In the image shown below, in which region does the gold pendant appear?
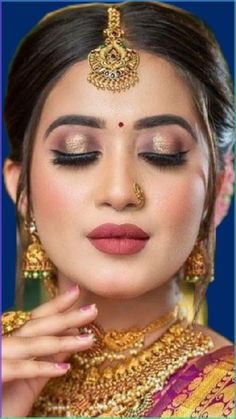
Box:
[87,7,139,92]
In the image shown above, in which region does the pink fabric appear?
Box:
[145,345,234,417]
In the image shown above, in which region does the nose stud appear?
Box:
[133,182,145,209]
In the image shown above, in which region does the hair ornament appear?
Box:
[87,7,140,92]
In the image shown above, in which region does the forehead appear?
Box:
[40,51,199,127]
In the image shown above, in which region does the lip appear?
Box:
[87,223,150,255]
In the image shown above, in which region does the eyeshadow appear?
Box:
[65,134,87,153]
[152,135,170,153]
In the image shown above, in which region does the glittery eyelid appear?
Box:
[65,134,87,153]
[152,135,173,153]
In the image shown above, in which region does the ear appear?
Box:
[3,158,21,203]
[3,158,27,215]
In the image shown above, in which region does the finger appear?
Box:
[60,327,79,336]
[31,285,80,319]
[2,334,94,360]
[2,359,71,382]
[15,304,97,337]
[34,329,81,364]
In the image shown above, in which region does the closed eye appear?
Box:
[139,151,189,167]
[51,150,101,166]
[50,149,189,168]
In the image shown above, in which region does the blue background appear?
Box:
[2,1,234,341]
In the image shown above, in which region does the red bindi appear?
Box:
[118,122,124,127]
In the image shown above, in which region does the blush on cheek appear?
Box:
[148,176,207,277]
[152,177,206,231]
[31,175,66,220]
[30,167,83,237]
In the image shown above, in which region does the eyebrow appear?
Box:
[133,114,198,141]
[44,113,197,141]
[44,115,106,139]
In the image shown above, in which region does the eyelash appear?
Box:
[139,151,189,167]
[51,150,101,166]
[51,150,189,168]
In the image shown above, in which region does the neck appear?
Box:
[57,275,180,347]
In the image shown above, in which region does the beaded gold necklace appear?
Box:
[77,304,180,362]
[32,320,214,417]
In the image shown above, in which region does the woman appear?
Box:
[2,1,234,417]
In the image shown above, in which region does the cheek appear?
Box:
[150,173,206,233]
[146,171,207,275]
[31,171,72,221]
[32,175,63,218]
[30,158,90,232]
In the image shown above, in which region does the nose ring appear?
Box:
[133,182,145,209]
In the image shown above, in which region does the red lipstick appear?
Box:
[87,223,150,255]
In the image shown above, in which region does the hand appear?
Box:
[2,286,98,417]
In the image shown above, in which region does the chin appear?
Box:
[83,275,149,299]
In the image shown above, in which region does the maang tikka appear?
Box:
[87,7,140,92]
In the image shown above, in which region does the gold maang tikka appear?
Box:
[87,7,140,92]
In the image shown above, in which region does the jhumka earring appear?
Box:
[22,218,57,297]
[133,182,145,209]
[87,7,140,92]
[183,237,214,284]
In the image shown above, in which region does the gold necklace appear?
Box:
[99,304,179,350]
[77,304,180,364]
[32,321,214,417]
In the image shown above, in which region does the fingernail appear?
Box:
[79,303,96,312]
[55,363,71,370]
[77,333,93,339]
[66,285,78,294]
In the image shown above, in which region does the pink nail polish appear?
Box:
[55,363,70,370]
[66,285,78,294]
[80,304,96,311]
[78,333,92,339]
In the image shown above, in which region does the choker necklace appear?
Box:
[76,304,180,365]
[32,319,214,417]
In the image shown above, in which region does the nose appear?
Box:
[94,155,142,212]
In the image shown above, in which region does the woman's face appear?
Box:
[30,51,209,298]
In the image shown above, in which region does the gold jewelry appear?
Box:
[103,304,179,351]
[183,237,208,284]
[31,321,214,417]
[23,218,57,297]
[133,181,145,208]
[79,305,179,358]
[74,306,180,369]
[2,310,32,335]
[87,7,140,92]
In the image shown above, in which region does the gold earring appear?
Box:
[133,182,145,209]
[183,238,208,284]
[22,218,57,296]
